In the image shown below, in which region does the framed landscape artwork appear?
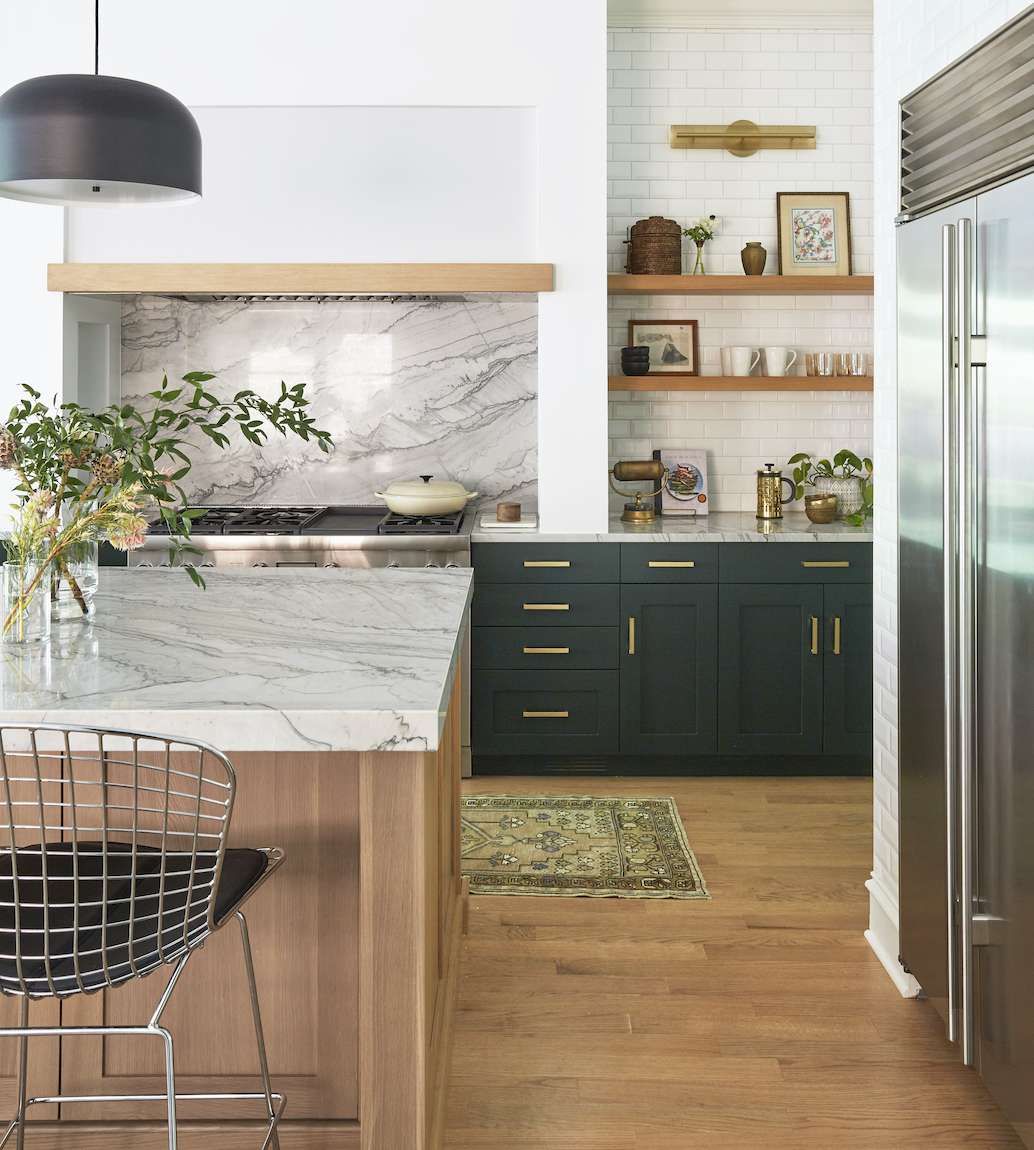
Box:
[777,192,852,276]
[628,319,699,376]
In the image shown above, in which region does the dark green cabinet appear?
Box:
[470,540,873,773]
[619,585,717,754]
[718,584,824,755]
[823,584,874,755]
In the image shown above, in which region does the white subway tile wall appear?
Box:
[608,25,873,512]
[872,0,1028,986]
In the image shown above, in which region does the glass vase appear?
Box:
[2,560,51,646]
[51,539,99,623]
[692,240,707,275]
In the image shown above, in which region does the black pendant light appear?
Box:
[0,0,201,204]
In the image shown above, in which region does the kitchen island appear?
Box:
[0,567,473,1150]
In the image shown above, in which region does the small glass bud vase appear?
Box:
[51,538,99,623]
[2,560,52,646]
[692,240,707,275]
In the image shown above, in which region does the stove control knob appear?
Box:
[323,562,339,568]
[200,562,214,568]
[158,562,171,568]
[424,561,440,569]
[386,561,400,569]
[252,562,269,568]
[445,562,460,569]
[136,561,153,568]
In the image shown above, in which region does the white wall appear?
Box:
[3,0,608,533]
[607,21,873,511]
[869,0,1027,995]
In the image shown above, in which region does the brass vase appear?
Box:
[741,241,767,276]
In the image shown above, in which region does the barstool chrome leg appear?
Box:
[236,911,281,1150]
[157,1027,178,1150]
[14,997,28,1150]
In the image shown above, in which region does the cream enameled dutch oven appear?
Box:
[374,474,479,516]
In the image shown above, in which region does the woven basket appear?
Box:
[624,216,682,274]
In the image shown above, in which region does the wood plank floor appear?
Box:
[444,777,1022,1149]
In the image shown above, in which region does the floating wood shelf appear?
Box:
[609,375,874,392]
[608,274,873,295]
[48,263,555,295]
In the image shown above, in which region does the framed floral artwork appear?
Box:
[627,319,699,376]
[776,192,852,276]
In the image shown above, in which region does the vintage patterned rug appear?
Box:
[460,795,709,899]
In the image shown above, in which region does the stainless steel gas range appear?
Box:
[129,504,473,773]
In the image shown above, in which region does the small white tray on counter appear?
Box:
[477,513,539,532]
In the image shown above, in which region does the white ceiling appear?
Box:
[608,0,872,29]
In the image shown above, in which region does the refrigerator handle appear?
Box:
[941,221,959,1048]
[956,214,976,1068]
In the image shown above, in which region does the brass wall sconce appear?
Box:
[669,119,816,157]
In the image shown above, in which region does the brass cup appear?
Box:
[804,493,838,524]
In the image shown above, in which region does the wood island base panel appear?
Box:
[0,676,465,1150]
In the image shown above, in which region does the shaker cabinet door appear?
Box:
[822,584,873,755]
[718,584,824,755]
[619,584,718,755]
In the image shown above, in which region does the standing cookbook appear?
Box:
[653,449,709,516]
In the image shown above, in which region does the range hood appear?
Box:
[48,262,555,297]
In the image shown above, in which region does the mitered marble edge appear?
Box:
[1,569,473,755]
[471,511,873,544]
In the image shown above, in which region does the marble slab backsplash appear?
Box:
[121,295,538,505]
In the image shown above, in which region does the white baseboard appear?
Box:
[865,874,922,998]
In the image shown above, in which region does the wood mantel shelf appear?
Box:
[609,375,873,392]
[48,262,555,295]
[609,273,873,295]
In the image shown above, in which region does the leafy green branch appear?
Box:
[1,374,333,610]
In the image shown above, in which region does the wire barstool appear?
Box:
[0,722,285,1150]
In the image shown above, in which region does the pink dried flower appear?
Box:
[108,528,148,552]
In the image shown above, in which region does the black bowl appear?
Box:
[621,361,651,376]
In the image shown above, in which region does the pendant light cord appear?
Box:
[94,0,100,75]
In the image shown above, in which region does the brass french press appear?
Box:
[756,463,796,520]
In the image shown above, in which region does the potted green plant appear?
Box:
[0,373,332,639]
[682,214,719,275]
[788,449,873,524]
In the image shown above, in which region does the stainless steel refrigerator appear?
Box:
[898,146,1034,1146]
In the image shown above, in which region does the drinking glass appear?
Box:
[815,352,838,377]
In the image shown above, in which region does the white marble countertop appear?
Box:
[0,568,472,754]
[471,511,873,543]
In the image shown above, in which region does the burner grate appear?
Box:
[378,511,464,536]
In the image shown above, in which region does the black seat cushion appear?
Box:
[0,842,268,996]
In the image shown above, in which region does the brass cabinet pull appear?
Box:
[809,616,819,655]
[801,560,850,568]
[522,710,569,718]
[648,560,695,568]
[523,560,571,568]
[523,646,570,654]
[523,603,570,611]
[832,616,842,656]
[628,616,636,655]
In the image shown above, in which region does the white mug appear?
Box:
[764,347,798,377]
[720,347,731,375]
[728,347,761,377]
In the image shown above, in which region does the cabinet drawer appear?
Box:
[473,627,618,670]
[473,671,619,754]
[620,544,717,583]
[719,543,872,584]
[472,584,618,627]
[473,543,618,584]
